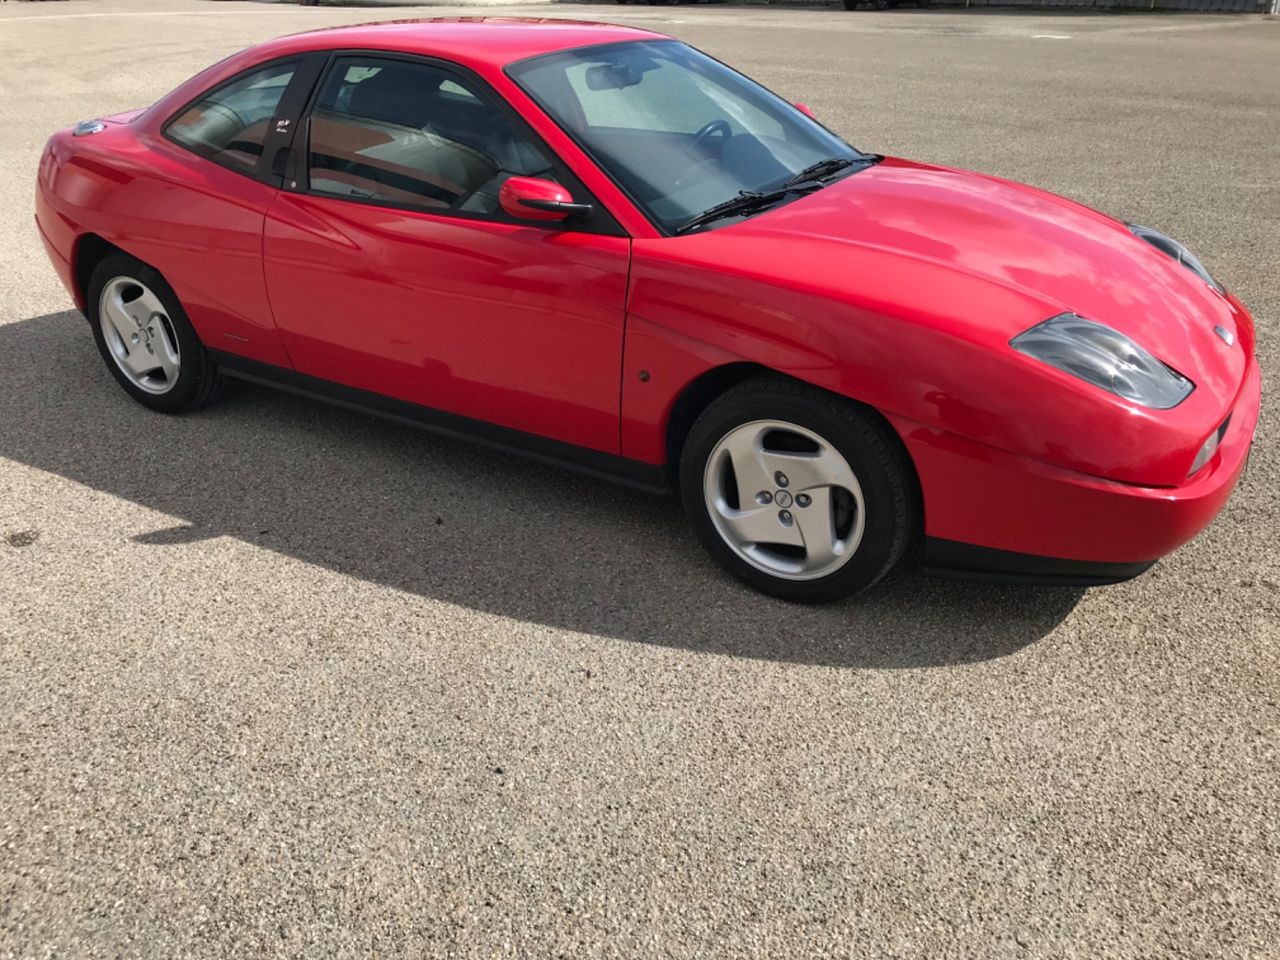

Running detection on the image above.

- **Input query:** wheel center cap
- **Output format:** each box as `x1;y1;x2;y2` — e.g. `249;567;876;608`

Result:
774;490;793;508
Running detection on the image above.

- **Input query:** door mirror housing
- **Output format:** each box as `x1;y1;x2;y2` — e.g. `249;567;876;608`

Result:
794;102;816;119
499;176;592;222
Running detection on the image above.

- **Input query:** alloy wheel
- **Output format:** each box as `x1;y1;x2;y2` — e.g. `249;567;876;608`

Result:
98;276;182;395
702;419;866;581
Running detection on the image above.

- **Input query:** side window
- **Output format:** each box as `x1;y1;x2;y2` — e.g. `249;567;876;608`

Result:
167;60;297;172
306;57;555;215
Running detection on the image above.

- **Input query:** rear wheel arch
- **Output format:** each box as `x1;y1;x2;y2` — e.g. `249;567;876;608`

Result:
73;234;129;311
85;250;223;412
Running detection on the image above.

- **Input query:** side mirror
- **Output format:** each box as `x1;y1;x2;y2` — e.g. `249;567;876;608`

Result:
794;102;817;120
499;176;592;222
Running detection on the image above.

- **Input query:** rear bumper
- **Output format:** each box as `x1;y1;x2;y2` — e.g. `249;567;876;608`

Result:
894;357;1261;582
35;210;79;310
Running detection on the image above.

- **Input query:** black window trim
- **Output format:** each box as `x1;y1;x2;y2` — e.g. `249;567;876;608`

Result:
161;53;327;187
288;49;625;238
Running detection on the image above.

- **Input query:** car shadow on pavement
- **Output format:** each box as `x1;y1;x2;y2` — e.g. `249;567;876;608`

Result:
1;311;1084;669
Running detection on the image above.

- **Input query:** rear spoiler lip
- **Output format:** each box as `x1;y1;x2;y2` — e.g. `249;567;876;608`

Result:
70;108;145;138
100;108;146;125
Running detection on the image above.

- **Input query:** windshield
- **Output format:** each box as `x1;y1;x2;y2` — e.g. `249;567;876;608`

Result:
508;40;867;233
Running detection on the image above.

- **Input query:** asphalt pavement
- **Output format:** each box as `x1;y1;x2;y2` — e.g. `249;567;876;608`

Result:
1;2;1277;957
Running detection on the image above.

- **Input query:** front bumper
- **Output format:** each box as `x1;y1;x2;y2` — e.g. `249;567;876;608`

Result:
892;357;1261;584
922;539;1156;586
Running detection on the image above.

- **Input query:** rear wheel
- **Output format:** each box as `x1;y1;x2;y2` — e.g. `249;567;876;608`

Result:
680;378;915;603
86;253;222;413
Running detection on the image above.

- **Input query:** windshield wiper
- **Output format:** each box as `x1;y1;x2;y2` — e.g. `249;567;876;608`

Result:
675;155;882;235
781;154;879;189
675;184;820;235
782;157;855;188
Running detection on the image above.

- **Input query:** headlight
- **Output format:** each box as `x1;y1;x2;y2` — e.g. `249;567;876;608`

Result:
1011;313;1194;409
1127;223;1224;294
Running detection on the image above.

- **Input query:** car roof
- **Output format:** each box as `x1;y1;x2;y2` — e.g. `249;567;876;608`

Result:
261;17;665;69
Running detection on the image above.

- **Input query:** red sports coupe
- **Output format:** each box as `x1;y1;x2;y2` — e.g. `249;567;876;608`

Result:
35;19;1259;602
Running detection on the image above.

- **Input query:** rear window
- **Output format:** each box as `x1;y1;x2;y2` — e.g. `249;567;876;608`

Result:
166;60;297;172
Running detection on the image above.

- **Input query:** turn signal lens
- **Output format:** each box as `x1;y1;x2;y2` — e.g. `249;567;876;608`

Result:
1188;415;1231;477
1189;432;1219;477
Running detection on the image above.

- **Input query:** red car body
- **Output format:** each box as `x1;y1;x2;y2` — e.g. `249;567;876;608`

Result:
36;18;1260;584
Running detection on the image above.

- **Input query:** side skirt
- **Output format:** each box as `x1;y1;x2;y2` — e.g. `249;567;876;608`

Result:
923;537;1155;587
210;352;671;496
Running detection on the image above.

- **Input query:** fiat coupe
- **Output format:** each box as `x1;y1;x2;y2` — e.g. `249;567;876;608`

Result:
35;19;1260;602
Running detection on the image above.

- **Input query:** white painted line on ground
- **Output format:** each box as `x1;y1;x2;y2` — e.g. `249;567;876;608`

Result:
0;10;274;24
1032;34;1073;39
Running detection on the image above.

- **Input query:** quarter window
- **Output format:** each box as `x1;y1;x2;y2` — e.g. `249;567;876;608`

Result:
167;60;297;172
306;57;555;215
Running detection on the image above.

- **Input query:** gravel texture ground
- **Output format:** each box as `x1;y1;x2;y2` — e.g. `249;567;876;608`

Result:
0;2;1276;957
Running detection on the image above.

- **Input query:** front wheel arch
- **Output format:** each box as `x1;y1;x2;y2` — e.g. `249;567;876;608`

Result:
678;375;923;600
666;366;924;535
663;362;774;485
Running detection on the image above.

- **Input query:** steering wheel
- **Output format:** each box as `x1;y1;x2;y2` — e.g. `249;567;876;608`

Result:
691;118;732;152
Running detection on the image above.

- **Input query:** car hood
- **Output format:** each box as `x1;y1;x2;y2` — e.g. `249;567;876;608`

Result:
722;157;1248;411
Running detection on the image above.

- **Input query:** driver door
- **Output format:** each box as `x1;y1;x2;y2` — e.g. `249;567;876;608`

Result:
262;54;630;454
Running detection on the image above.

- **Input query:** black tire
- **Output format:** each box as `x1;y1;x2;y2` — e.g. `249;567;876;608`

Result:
86;253;223;413
842;0;859;8
679;377;916;604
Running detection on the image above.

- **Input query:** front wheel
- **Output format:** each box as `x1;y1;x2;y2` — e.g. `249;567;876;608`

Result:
680;378;916;603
